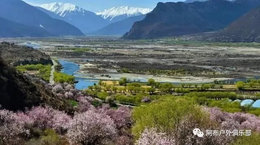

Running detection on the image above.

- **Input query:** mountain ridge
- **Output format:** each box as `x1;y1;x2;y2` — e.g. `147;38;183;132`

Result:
123;0;260;39
89;15;145;36
96;6;152;23
0;16;52;37
36;2;109;33
37;2;86;17
0;0;84;37
196;5;260;42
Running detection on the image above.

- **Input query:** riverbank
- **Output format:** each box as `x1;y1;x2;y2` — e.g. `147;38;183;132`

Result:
77;71;232;84
59;59;233;90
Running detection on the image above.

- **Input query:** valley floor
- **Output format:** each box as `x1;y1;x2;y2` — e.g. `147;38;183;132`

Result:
4;37;260;84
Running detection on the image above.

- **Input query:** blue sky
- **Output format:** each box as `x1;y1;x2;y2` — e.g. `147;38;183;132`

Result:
24;0;185;12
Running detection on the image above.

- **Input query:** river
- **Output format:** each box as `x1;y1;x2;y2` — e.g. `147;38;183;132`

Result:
58;60;260;108
59;60;98;90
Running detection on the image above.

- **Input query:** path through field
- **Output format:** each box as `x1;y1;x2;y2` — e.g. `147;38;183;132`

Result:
50;59;57;85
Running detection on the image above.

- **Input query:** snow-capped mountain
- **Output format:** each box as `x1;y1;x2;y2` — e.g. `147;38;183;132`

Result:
35;2;109;33
0;0;83;37
36;3;85;17
96;6;152;22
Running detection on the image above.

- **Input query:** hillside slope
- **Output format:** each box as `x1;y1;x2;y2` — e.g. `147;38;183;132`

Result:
214;6;260;42
123;0;260;39
0;0;84;37
0;43;73;112
0;42;52;66
0;17;51;37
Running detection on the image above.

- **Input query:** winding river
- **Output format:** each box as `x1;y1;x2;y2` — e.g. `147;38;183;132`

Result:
59;60;98;90
58;60;260;108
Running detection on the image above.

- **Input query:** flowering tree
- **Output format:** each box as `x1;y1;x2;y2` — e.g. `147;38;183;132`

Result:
67;110;117;145
0;110;28;145
206;107;260;131
76;96;94;112
116;135;133;145
102;106;132;129
27;106;72;133
136;128;175;145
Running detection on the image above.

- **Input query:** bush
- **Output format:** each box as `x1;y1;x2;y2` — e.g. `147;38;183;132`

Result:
119;77;128;86
159;83;174;93
236;81;245;90
208;99;241;113
54;72;75;84
115;94;136;105
187;92;237;100
69;100;78;107
132;98;227;145
97;92;109;100
26;129;68;145
133;98;208;138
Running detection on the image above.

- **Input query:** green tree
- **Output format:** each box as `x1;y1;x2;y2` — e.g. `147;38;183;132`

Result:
236;81;245;90
119;77;128;86
147;79;156;87
160;83;173;93
147;88;155;95
132;98;213;143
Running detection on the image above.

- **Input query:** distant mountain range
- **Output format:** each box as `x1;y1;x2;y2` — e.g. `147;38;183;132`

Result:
35;3;151;35
36;3;109;34
0;0;84;37
96;6;151;23
2;0;260;41
89;15;145;36
123;0;260;39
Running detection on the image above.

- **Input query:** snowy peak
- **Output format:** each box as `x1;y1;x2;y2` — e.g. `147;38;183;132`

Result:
96;6;152;21
37;2;85;17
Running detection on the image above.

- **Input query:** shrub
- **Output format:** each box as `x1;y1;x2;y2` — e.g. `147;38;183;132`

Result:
97;92;109;100
187;92;237;100
133;99;233;145
54;72;75;84
119;77;128;86
132;98;211;142
236;81;245;90
25;129;68;145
